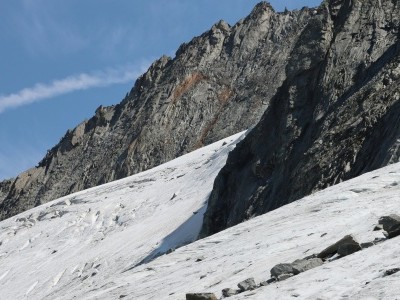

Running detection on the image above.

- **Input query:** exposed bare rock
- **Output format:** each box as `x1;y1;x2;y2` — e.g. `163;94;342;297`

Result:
379;215;400;238
237;277;257;292
292;258;324;274
0;2;315;220
318;235;361;259
201;0;400;237
186;293;218;300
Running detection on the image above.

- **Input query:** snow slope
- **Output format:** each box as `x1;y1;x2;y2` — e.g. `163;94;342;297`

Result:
0;132;246;300
1;131;400;299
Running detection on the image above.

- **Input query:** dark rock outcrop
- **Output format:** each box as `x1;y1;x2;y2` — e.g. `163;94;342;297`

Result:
186;293;218;300
270;257;323;278
379;214;400;238
384;268;400;276
0;2;316;220
318;235;360;259
200;0;400;237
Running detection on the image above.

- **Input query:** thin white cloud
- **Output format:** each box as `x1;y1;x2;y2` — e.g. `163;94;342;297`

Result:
0;64;149;113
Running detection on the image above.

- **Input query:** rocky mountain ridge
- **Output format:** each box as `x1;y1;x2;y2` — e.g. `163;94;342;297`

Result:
0;2;317;220
201;0;400;237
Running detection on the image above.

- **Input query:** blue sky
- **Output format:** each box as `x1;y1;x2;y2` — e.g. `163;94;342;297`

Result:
0;0;321;180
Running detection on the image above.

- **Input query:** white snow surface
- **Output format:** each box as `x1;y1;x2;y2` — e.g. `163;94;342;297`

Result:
1;131;400;299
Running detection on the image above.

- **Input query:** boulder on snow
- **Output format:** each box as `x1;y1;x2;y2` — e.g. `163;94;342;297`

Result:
222;288;239;297
237;277;257;292
270;263;295;278
270;257;323;278
384;268;400;277
378;215;400;230
292;258;324;274
337;243;361;257
379;215;400;238
186;293;218;300
318;235;361;259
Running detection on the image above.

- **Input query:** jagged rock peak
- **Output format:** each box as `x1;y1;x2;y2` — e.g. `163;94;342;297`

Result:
211;20;231;34
0;1;315;220
251;1;275;15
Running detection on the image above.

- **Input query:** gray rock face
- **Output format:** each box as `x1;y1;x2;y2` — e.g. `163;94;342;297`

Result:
0;3;314;220
237;277;257;292
200;0;400;237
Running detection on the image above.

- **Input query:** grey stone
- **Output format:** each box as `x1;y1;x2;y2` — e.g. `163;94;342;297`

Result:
237;277;257;292
373;224;383;231
186;293;218;300
379;215;400;238
222;288;238;297
292;258;324;274
337;243;362;257
270;263;295;278
318;235;360;259
379;215;400;230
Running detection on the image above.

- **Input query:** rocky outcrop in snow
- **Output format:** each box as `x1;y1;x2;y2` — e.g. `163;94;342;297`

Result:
201;0;400;237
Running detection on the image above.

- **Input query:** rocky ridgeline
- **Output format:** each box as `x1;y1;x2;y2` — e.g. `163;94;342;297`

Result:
0;2;317;220
188;215;400;299
201;0;400;237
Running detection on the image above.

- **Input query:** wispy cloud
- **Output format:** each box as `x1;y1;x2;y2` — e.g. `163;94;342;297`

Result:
0;64;149;113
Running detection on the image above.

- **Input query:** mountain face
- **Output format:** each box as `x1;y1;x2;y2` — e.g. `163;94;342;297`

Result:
0;3;316;221
1;128;400;299
201;0;400;237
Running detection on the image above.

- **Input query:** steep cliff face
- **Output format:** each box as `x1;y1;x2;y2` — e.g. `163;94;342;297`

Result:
0;3;317;220
201;0;400;237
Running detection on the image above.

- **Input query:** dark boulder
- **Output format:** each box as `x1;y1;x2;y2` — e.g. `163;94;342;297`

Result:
318;235;361;259
384;268;400;277
379;215;400;238
186;293;218;300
